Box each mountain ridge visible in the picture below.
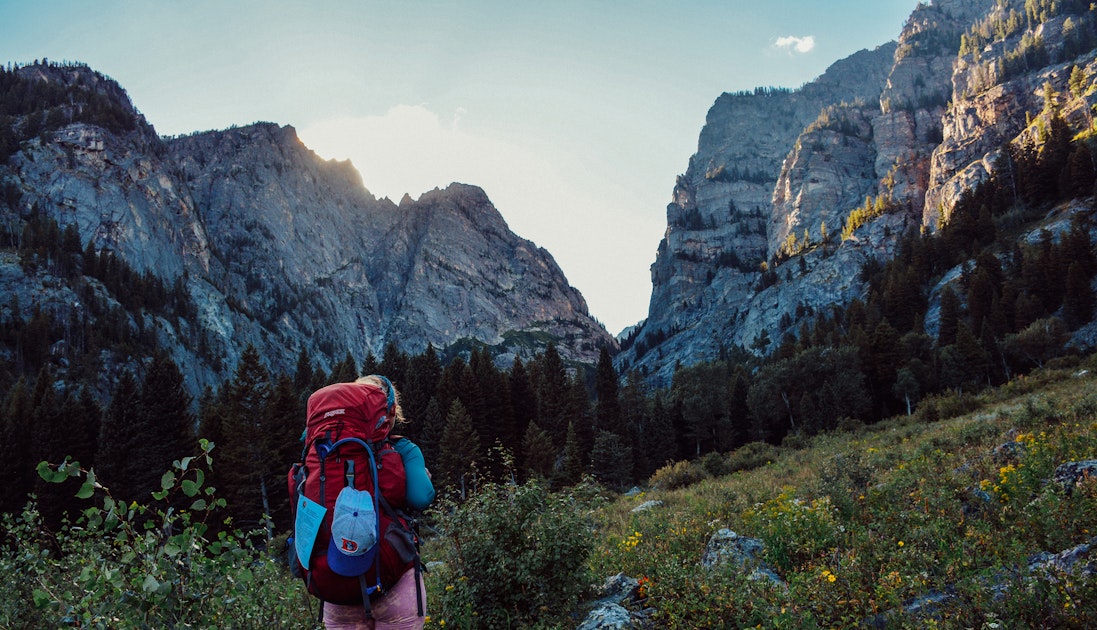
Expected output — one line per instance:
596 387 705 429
0 67 614 395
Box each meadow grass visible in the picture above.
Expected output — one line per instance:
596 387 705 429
589 362 1097 628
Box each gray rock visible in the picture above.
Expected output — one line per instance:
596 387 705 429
1053 460 1097 494
576 602 633 630
700 528 785 587
0 65 616 398
601 573 640 603
630 500 663 513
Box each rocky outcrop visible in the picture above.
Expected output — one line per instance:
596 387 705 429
623 0 1097 384
1 63 614 394
620 43 900 383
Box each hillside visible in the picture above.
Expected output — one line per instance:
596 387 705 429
0 62 614 401
622 0 1097 385
580 357 1097 627
7 354 1095 628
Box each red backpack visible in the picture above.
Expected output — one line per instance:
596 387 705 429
287 377 422 618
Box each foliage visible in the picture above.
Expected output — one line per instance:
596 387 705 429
648 459 711 491
428 478 596 628
589 364 1097 628
0 441 316 629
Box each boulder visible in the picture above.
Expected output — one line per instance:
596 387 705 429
700 528 785 587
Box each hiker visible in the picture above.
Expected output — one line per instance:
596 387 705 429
290 375 435 630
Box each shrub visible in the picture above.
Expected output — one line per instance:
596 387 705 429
1 443 315 628
429 479 594 628
648 460 710 490
725 441 783 473
698 451 732 477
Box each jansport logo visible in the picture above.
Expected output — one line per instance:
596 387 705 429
323 409 347 419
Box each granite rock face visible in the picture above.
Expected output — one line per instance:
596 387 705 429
1 64 613 393
621 0 1095 384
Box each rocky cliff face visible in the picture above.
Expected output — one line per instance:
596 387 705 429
622 0 1096 384
1 63 613 393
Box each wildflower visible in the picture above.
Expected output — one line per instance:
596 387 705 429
828 573 837 583
445 584 454 591
898 541 905 548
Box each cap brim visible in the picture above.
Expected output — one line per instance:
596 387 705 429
326 536 379 577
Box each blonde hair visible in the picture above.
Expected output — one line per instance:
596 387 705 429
355 374 406 427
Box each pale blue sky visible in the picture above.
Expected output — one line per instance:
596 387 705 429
1 0 921 335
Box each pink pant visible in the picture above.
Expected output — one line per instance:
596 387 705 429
323 568 426 630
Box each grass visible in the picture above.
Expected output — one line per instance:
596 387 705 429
588 361 1097 628
9 361 1097 628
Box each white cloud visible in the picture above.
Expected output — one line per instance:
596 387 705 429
774 35 816 54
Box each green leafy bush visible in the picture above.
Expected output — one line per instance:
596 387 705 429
648 460 710 490
725 441 783 473
429 479 595 628
0 441 315 629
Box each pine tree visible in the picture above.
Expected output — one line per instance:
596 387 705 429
262 374 304 531
97 371 140 499
416 397 445 463
594 347 623 436
329 351 358 384
556 420 584 488
0 377 33 513
131 353 194 501
508 356 537 454
534 344 570 447
937 286 962 346
1064 261 1096 328
521 421 555 482
217 346 274 531
436 400 481 496
589 430 633 491
643 392 676 477
293 348 315 395
402 344 441 433
30 368 79 525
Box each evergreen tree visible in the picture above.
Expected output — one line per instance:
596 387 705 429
132 353 194 501
30 368 78 525
262 374 304 530
1063 261 1096 328
555 420 584 488
329 351 358 384
594 347 623 436
378 341 408 389
70 387 101 473
520 421 555 482
436 400 481 496
671 361 730 457
937 286 962 346
725 367 751 451
534 344 570 446
508 357 538 464
403 344 441 433
417 397 446 464
293 348 315 396
0 377 33 513
434 356 467 421
217 346 274 531
97 371 140 499
641 392 676 479
589 430 633 491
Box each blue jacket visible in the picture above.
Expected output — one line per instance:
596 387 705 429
392 437 435 510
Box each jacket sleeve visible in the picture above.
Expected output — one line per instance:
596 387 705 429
392 437 436 510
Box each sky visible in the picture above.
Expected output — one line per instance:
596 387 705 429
1 0 921 335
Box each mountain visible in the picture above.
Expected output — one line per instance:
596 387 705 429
619 0 1097 383
0 62 614 395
